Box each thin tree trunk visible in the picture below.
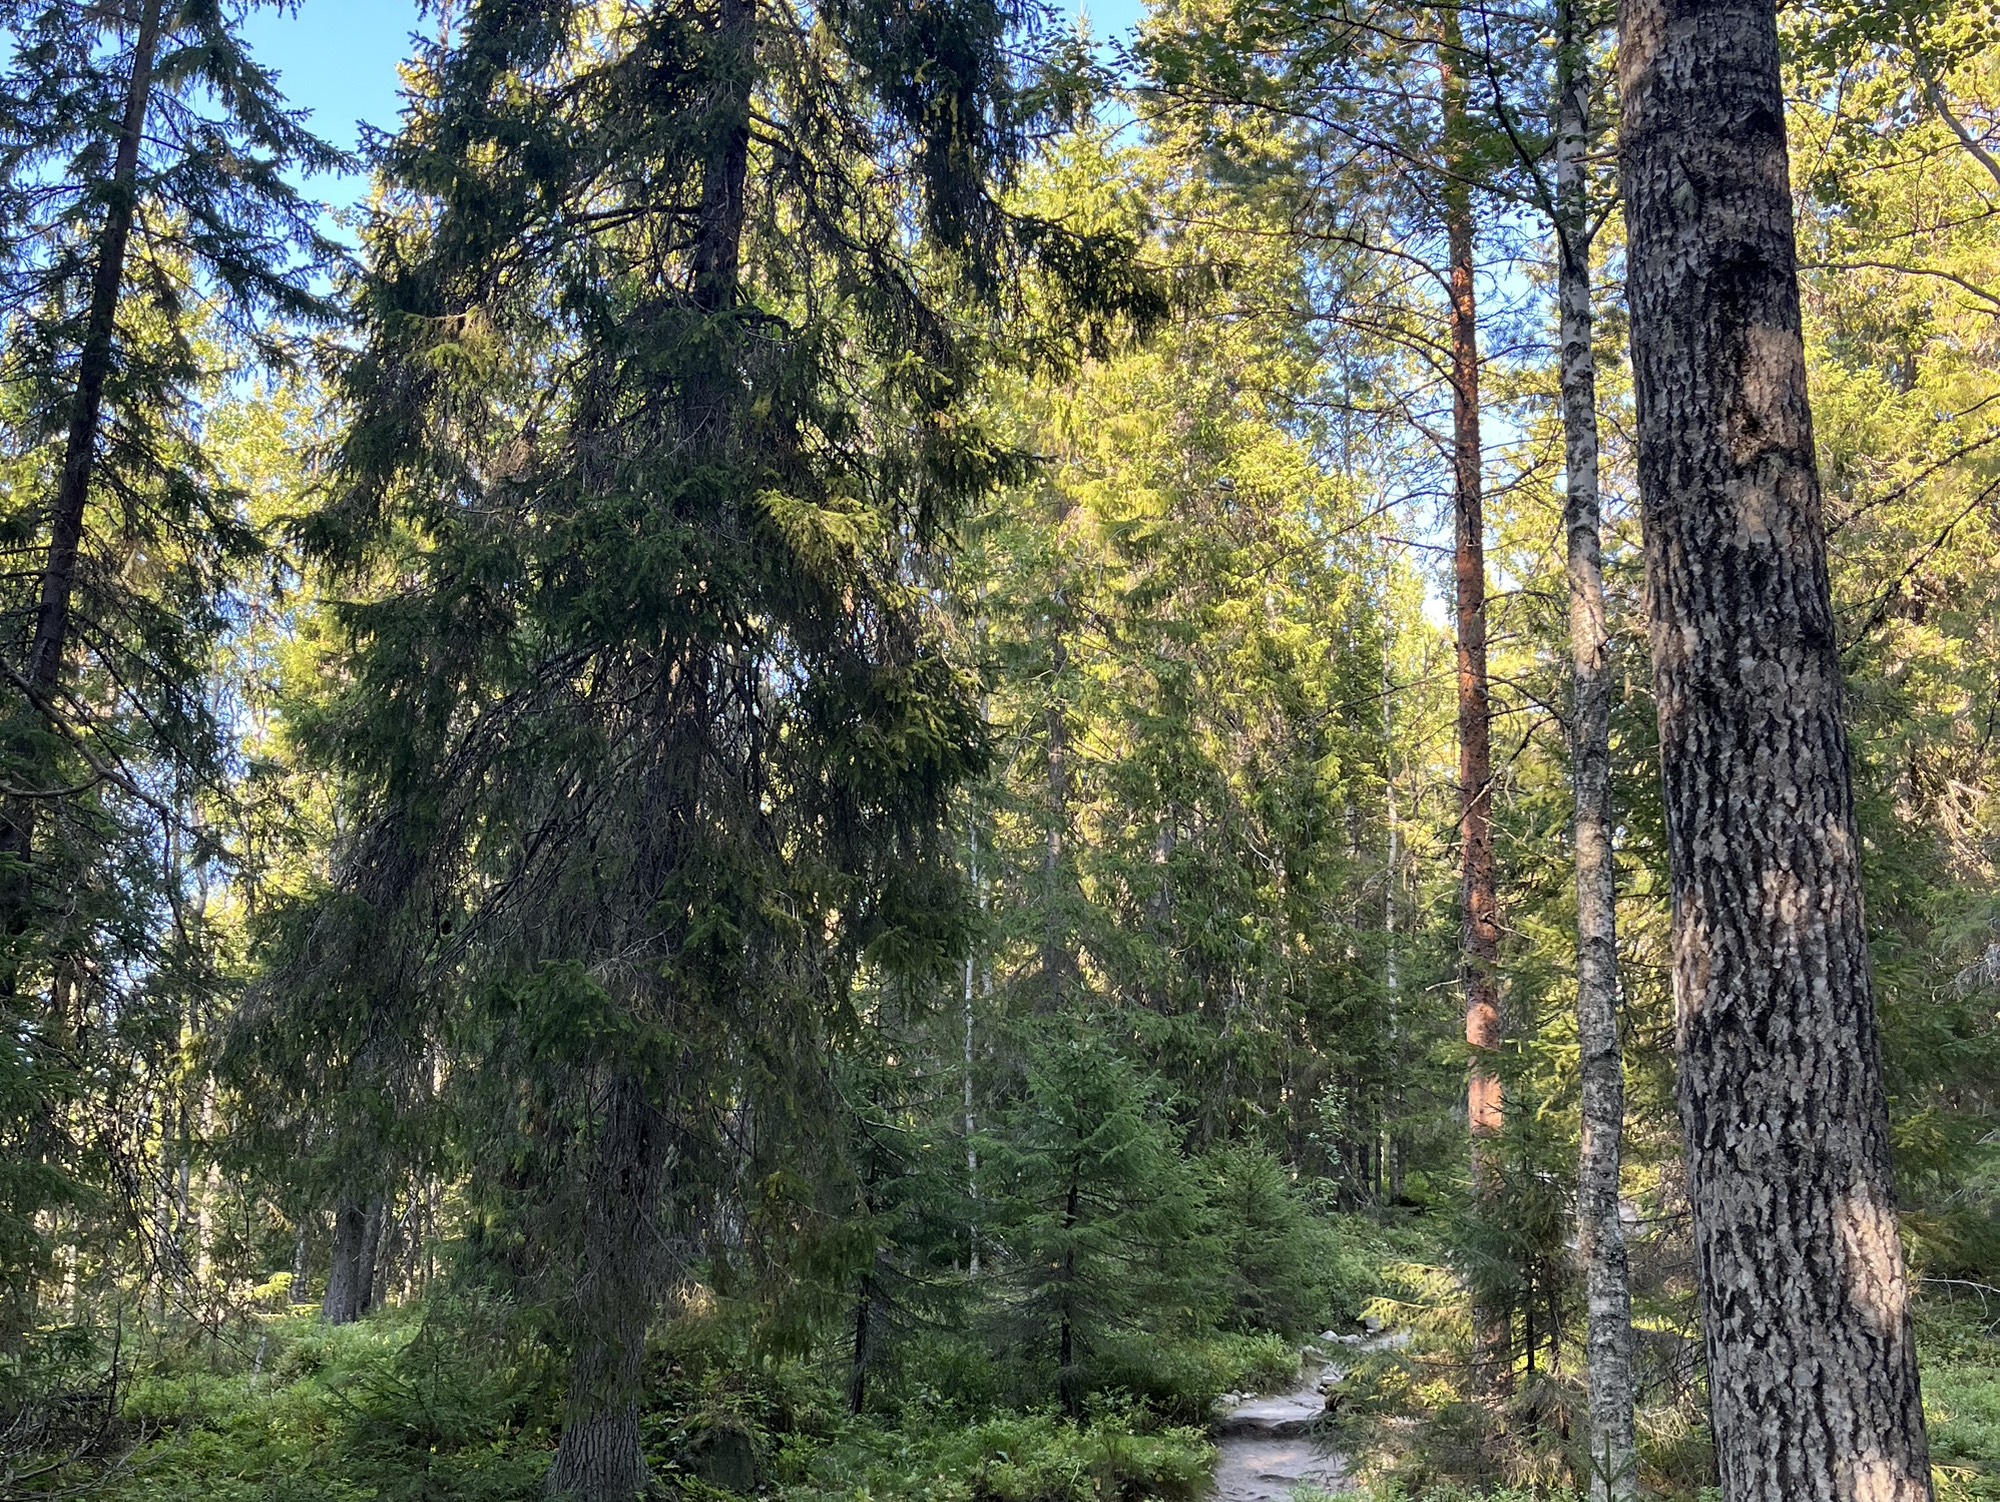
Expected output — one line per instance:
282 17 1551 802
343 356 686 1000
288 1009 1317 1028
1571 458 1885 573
847 1263 877 1416
965 817 981 1276
1552 8 1632 1496
1384 659 1407 1203
1042 630 1073 1013
545 1072 666 1502
1058 1170 1080 1419
0 0 162 913
1439 20 1501 1160
1617 4 1932 1498
1557 12 1636 1498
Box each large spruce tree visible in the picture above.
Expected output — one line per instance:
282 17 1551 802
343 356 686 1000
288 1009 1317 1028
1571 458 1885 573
0 0 336 1337
274 3 1148 1497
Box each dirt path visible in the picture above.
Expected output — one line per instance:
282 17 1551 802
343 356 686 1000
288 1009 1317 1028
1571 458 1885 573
1209 1375 1349 1501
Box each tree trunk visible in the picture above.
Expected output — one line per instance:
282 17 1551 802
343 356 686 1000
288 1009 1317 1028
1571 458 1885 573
1617 5 1933 1498
1058 1169 1081 1419
1384 661 1408 1204
1439 12 1508 1393
356 1194 385 1317
847 1264 876 1416
1557 12 1636 1499
322 1198 369 1325
0 0 162 919
965 817 982 1277
548 6 752 1488
1042 629 1073 1014
1438 19 1501 1160
545 1072 666 1502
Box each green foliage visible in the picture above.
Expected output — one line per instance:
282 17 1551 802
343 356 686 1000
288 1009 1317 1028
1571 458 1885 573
987 1027 1208 1413
112 1308 551 1502
0 0 339 1342
1197 1145 1348 1339
1918 1300 2000 1502
1 5 1996 1501
774 1408 1213 1502
1087 1331 1299 1424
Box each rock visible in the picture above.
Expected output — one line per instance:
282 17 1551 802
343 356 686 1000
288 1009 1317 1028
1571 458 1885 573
684 1424 757 1494
1212 1388 1328 1441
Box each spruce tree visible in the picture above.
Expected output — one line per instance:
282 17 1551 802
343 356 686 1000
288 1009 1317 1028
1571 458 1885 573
0 0 337 1338
279 3 1151 1496
987 1027 1204 1417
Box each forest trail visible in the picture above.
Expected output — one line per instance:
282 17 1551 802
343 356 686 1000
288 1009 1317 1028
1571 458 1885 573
1209 1357 1351 1500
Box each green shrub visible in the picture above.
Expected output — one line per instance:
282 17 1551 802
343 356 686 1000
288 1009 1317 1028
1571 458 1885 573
1089 1332 1298 1423
775 1409 1212 1502
1906 1299 2000 1502
109 1302 553 1502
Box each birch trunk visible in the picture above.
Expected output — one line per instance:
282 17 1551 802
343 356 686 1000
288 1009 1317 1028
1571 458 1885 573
1556 10 1635 1496
1617 3 1933 1497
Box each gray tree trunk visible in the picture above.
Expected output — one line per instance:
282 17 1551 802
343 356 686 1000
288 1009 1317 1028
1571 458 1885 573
1556 10 1635 1497
545 1072 666 1502
322 1199 369 1325
1617 4 1933 1498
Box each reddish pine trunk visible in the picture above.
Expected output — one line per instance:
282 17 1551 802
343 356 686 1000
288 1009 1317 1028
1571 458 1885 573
1439 20 1500 1160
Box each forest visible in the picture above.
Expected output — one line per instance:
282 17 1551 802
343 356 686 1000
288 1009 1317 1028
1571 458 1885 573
0 1 1995 1500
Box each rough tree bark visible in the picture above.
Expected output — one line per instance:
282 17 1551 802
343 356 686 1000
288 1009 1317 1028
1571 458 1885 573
1438 17 1508 1392
1616 3 1933 1498
0 0 162 925
545 1072 668 1502
1439 17 1501 1160
322 1198 370 1325
1555 7 1635 1495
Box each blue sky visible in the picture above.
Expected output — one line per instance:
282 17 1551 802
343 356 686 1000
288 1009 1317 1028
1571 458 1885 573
243 0 1149 209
